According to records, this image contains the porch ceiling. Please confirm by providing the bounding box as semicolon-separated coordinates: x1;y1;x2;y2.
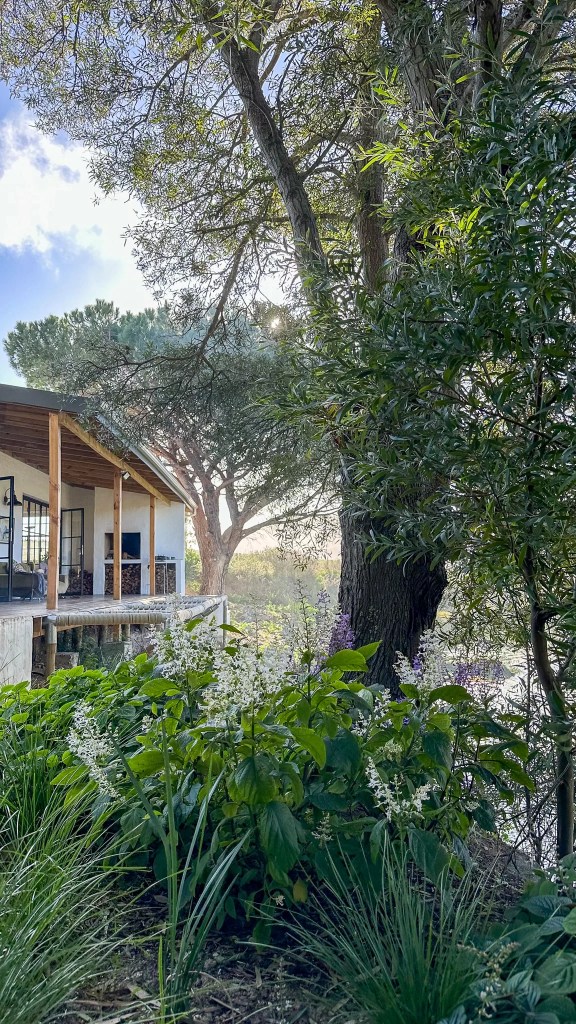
0;402;176;499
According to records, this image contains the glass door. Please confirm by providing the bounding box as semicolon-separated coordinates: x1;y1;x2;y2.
60;508;84;596
0;477;15;602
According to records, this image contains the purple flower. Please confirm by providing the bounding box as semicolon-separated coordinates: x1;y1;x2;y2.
328;612;356;656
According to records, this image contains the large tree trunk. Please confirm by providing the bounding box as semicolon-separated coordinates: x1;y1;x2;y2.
214;21;447;677
192;499;232;595
199;548;231;594
339;510;447;692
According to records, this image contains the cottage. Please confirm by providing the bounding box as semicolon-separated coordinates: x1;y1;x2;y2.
0;384;224;683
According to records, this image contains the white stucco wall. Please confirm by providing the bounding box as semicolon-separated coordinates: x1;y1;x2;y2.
93;487;185;595
0;451;186;595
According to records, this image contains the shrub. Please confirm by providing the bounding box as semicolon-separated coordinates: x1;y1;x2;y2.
0;622;531;928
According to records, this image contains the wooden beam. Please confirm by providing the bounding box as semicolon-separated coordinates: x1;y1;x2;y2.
149;495;156;596
47;413;61;611
113;470;122;601
45;622;57;678
59;412;170;504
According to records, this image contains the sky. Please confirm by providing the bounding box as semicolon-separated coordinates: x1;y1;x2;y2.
0;84;155;385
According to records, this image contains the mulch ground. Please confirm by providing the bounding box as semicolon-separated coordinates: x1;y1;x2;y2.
54;896;333;1024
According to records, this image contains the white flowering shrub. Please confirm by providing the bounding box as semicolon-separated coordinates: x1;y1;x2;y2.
154;616;223;676
0;620;531;924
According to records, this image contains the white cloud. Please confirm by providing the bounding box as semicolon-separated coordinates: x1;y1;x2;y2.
0;111;154;309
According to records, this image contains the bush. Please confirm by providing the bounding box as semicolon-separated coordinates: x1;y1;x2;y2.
0;622;530;930
285;836;488;1024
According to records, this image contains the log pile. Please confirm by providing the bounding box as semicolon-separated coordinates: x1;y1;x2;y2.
155;562;176;594
105;563;142;595
65;570;93;596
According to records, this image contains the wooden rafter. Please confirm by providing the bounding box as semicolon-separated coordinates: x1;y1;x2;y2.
59;413;170;505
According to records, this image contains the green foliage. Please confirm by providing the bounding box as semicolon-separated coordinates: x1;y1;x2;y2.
441;856;576;1023
0;799;121;1024
0;621;531;925
294;65;576;851
284;836;486;1024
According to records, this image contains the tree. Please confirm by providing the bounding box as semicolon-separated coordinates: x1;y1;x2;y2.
296;70;576;853
5;302;333;593
2;0;574;685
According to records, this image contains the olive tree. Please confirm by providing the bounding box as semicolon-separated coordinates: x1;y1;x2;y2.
297;71;576;854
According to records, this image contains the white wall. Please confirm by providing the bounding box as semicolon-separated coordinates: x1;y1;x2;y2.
0;452;186;595
92;487;185;595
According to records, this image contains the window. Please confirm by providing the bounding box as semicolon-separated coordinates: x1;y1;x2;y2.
22;496;49;565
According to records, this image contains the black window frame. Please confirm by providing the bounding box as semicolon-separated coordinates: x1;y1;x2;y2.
22;495;50;566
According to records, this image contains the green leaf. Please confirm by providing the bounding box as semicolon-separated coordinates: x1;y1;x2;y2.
290;726;327;768
355;642;380;661
127;749;165;776
308;790;347;811
370;818;387;862
229;754;277;806
409;827;451;883
400;683;420;699
428;684;472;704
563;908;576;935
470;799;496;832
325;729;362;773
259;800;300;872
538;995;576;1021
536;954;576;995
324;650;367;672
422;730;453;770
279;762;304;805
523;895;569;919
51;764;89;786
140;679;181;697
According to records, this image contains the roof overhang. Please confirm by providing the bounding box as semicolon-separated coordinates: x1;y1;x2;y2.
0;384;192;507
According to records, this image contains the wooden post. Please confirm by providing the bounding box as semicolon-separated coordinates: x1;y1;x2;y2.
47;413;61;611
45;622;57;678
113;469;122;601
149;495;156;596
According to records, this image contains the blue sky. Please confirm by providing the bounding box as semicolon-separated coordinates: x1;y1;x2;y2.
0;85;154;385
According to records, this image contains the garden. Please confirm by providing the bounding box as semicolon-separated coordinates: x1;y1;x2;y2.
2;603;576;1023
2;0;576;1022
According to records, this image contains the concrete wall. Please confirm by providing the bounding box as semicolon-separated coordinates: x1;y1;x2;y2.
0;617;32;684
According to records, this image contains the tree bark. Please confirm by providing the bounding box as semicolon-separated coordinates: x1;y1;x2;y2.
339;510;447;692
530;602;574;857
193;501;232;594
207;8;449;673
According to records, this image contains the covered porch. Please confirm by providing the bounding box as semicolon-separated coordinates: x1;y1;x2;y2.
0;385;195;682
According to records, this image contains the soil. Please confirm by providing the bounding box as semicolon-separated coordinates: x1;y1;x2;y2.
53;897;329;1024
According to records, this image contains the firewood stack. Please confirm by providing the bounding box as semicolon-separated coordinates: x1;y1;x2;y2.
65;570;94;596
155;563;176;594
105;563;142;595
